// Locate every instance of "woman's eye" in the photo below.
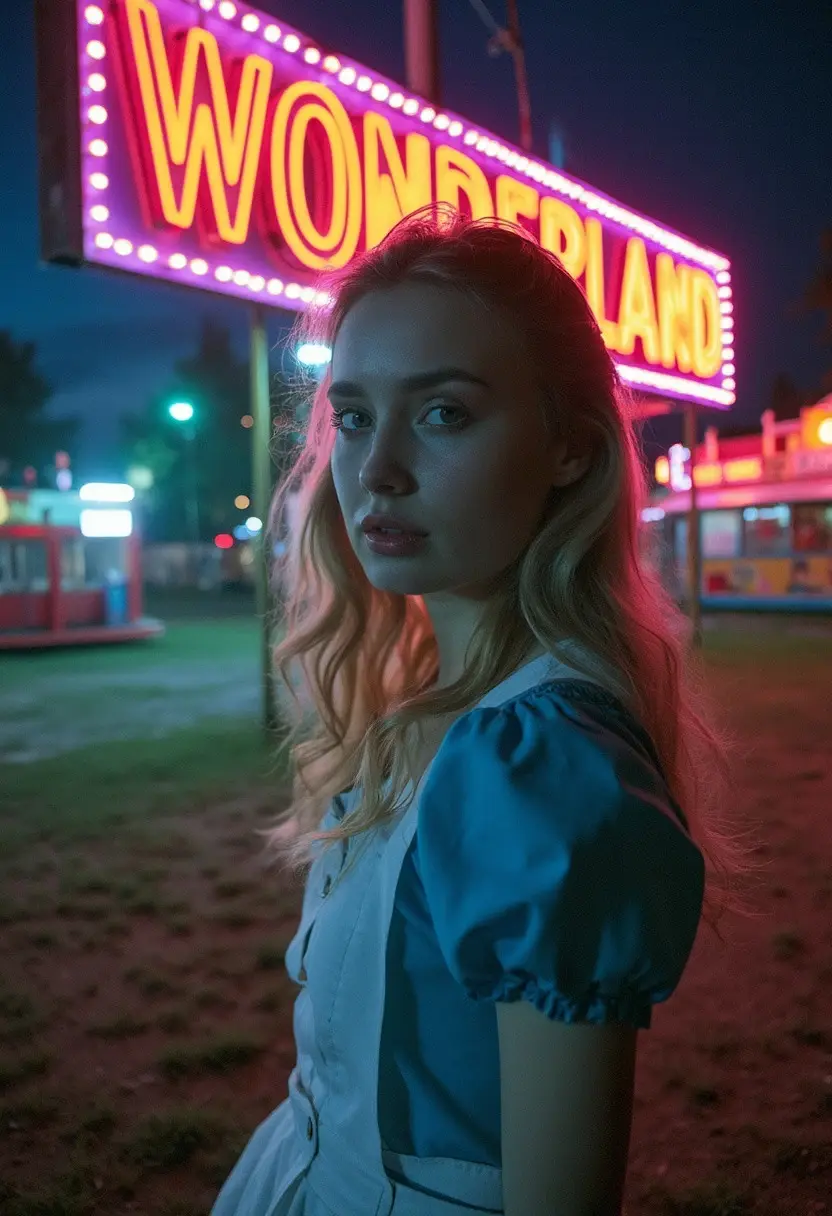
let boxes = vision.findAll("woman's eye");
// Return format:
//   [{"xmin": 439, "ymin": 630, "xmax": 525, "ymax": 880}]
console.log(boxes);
[
  {"xmin": 329, "ymin": 408, "xmax": 365, "ymax": 432},
  {"xmin": 329, "ymin": 401, "xmax": 469, "ymax": 435},
  {"xmin": 422, "ymin": 401, "xmax": 469, "ymax": 428}
]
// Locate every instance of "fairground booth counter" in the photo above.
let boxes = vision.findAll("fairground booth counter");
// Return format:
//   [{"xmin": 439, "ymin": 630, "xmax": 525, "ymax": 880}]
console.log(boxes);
[
  {"xmin": 0, "ymin": 484, "xmax": 163, "ymax": 649},
  {"xmin": 646, "ymin": 396, "xmax": 832, "ymax": 612},
  {"xmin": 35, "ymin": 0, "xmax": 736, "ymax": 670}
]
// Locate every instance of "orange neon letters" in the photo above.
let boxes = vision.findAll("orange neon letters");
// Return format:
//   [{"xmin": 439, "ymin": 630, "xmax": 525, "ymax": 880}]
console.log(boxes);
[
  {"xmin": 122, "ymin": 0, "xmax": 273, "ymax": 243},
  {"xmin": 363, "ymin": 111, "xmax": 432, "ymax": 247},
  {"xmin": 617, "ymin": 237, "xmax": 661, "ymax": 364},
  {"xmin": 434, "ymin": 145, "xmax": 493, "ymax": 219},
  {"xmin": 495, "ymin": 174, "xmax": 539, "ymax": 230},
  {"xmin": 656, "ymin": 254, "xmax": 693, "ymax": 373},
  {"xmin": 689, "ymin": 270, "xmax": 722, "ymax": 379},
  {"xmin": 270, "ymin": 82, "xmax": 362, "ymax": 269},
  {"xmin": 539, "ymin": 197, "xmax": 587, "ymax": 279},
  {"xmin": 583, "ymin": 219, "xmax": 619, "ymax": 347}
]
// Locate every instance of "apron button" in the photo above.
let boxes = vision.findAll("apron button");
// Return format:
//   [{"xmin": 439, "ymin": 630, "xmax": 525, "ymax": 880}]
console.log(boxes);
[
  {"xmin": 322, "ymin": 875, "xmax": 332, "ymax": 896},
  {"xmin": 306, "ymin": 1117, "xmax": 314, "ymax": 1140}
]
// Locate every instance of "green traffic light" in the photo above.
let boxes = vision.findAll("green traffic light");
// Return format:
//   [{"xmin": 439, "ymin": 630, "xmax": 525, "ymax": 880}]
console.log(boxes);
[{"xmin": 168, "ymin": 401, "xmax": 194, "ymax": 422}]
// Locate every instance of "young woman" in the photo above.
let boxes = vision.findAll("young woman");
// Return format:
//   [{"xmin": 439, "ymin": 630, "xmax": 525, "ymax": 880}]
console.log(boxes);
[{"xmin": 212, "ymin": 209, "xmax": 760, "ymax": 1216}]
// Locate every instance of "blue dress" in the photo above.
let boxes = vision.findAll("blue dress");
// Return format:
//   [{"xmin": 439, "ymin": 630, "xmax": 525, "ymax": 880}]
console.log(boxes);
[{"xmin": 212, "ymin": 655, "xmax": 705, "ymax": 1214}]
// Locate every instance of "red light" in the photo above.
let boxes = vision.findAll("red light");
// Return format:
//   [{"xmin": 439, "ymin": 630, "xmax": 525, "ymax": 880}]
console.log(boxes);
[{"xmin": 214, "ymin": 533, "xmax": 234, "ymax": 549}]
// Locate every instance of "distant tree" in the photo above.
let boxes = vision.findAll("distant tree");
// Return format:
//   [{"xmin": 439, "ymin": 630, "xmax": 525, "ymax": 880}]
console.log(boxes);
[
  {"xmin": 0, "ymin": 330, "xmax": 79, "ymax": 484},
  {"xmin": 120, "ymin": 415, "xmax": 180, "ymax": 488},
  {"xmin": 172, "ymin": 318, "xmax": 252, "ymax": 538},
  {"xmin": 121, "ymin": 316, "xmax": 294, "ymax": 541}
]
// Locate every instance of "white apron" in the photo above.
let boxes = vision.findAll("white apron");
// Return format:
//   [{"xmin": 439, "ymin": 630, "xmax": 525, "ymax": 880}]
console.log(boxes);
[{"xmin": 212, "ymin": 653, "xmax": 593, "ymax": 1215}]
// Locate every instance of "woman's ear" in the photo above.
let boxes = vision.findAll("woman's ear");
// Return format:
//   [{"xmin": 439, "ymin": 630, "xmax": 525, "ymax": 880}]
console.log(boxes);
[{"xmin": 550, "ymin": 441, "xmax": 591, "ymax": 487}]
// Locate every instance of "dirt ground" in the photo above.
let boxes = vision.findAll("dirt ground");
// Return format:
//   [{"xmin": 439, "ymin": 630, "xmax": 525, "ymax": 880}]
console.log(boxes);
[{"xmin": 1, "ymin": 635, "xmax": 831, "ymax": 1215}]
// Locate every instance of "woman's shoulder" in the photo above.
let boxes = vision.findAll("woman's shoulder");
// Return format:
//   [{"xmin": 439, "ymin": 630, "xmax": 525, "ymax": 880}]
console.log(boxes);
[
  {"xmin": 424, "ymin": 673, "xmax": 690, "ymax": 836},
  {"xmin": 450, "ymin": 672, "xmax": 658, "ymax": 772},
  {"xmin": 513, "ymin": 676, "xmax": 671, "ymax": 783}
]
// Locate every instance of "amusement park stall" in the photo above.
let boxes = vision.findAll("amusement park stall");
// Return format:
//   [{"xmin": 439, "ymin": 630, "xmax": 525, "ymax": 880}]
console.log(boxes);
[
  {"xmin": 646, "ymin": 396, "xmax": 832, "ymax": 611},
  {"xmin": 0, "ymin": 484, "xmax": 163, "ymax": 648}
]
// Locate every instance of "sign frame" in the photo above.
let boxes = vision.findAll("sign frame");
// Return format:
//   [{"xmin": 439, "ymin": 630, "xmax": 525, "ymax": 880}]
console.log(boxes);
[{"xmin": 36, "ymin": 0, "xmax": 736, "ymax": 410}]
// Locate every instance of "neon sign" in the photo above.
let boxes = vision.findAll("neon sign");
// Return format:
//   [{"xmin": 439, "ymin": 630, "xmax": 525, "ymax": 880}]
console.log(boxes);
[
  {"xmin": 54, "ymin": 0, "xmax": 735, "ymax": 407},
  {"xmin": 655, "ymin": 450, "xmax": 763, "ymax": 490}
]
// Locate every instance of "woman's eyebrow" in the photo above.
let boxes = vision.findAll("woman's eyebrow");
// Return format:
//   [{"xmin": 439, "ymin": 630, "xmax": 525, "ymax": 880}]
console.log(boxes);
[{"xmin": 328, "ymin": 367, "xmax": 491, "ymax": 400}]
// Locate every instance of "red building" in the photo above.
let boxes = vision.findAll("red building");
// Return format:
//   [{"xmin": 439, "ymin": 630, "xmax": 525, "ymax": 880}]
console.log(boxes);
[{"xmin": 0, "ymin": 484, "xmax": 163, "ymax": 648}]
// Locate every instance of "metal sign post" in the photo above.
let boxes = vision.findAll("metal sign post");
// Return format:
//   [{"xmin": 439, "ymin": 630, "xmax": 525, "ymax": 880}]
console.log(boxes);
[
  {"xmin": 684, "ymin": 404, "xmax": 703, "ymax": 647},
  {"xmin": 250, "ymin": 303, "xmax": 278, "ymax": 734}
]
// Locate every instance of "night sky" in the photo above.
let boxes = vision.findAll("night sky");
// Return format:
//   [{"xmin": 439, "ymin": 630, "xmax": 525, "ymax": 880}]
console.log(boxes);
[{"xmin": 1, "ymin": 0, "xmax": 830, "ymax": 478}]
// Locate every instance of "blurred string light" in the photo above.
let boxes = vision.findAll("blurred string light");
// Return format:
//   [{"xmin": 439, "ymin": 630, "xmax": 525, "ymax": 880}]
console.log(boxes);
[
  {"xmin": 296, "ymin": 343, "xmax": 332, "ymax": 367},
  {"xmin": 79, "ymin": 482, "xmax": 135, "ymax": 503},
  {"xmin": 127, "ymin": 465, "xmax": 154, "ymax": 491}
]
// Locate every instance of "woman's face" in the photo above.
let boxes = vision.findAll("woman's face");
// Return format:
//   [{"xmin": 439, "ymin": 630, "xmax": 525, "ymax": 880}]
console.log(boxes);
[{"xmin": 328, "ymin": 281, "xmax": 573, "ymax": 599}]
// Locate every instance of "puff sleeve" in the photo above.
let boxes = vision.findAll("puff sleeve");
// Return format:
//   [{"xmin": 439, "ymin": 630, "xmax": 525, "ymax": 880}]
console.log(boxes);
[{"xmin": 415, "ymin": 687, "xmax": 705, "ymax": 1028}]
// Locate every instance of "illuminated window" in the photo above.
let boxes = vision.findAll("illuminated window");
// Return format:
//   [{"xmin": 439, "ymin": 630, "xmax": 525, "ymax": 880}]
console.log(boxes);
[
  {"xmin": 701, "ymin": 510, "xmax": 741, "ymax": 558},
  {"xmin": 792, "ymin": 502, "xmax": 832, "ymax": 553},
  {"xmin": 84, "ymin": 537, "xmax": 125, "ymax": 583},
  {"xmin": 60, "ymin": 538, "xmax": 83, "ymax": 589},
  {"xmin": 2, "ymin": 541, "xmax": 49, "ymax": 592},
  {"xmin": 0, "ymin": 541, "xmax": 13, "ymax": 589},
  {"xmin": 742, "ymin": 504, "xmax": 791, "ymax": 557}
]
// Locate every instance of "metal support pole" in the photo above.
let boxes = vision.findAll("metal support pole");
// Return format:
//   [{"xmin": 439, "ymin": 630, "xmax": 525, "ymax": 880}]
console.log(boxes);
[
  {"xmin": 403, "ymin": 0, "xmax": 440, "ymax": 102},
  {"xmin": 250, "ymin": 304, "xmax": 278, "ymax": 734},
  {"xmin": 127, "ymin": 525, "xmax": 143, "ymax": 624},
  {"xmin": 505, "ymin": 0, "xmax": 533, "ymax": 152},
  {"xmin": 184, "ymin": 424, "xmax": 200, "ymax": 545},
  {"xmin": 684, "ymin": 405, "xmax": 702, "ymax": 648}
]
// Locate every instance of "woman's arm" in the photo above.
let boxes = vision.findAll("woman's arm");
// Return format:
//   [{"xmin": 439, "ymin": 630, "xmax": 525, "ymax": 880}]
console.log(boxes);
[{"xmin": 497, "ymin": 1001, "xmax": 638, "ymax": 1216}]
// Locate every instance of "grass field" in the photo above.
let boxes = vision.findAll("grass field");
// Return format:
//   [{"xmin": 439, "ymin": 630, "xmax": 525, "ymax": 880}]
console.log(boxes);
[
  {"xmin": 1, "ymin": 618, "xmax": 831, "ymax": 1214},
  {"xmin": 0, "ymin": 618, "xmax": 263, "ymax": 763}
]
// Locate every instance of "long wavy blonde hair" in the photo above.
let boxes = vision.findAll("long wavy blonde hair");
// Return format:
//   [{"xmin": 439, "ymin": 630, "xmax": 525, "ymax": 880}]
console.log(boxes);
[{"xmin": 261, "ymin": 207, "xmax": 764, "ymax": 939}]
